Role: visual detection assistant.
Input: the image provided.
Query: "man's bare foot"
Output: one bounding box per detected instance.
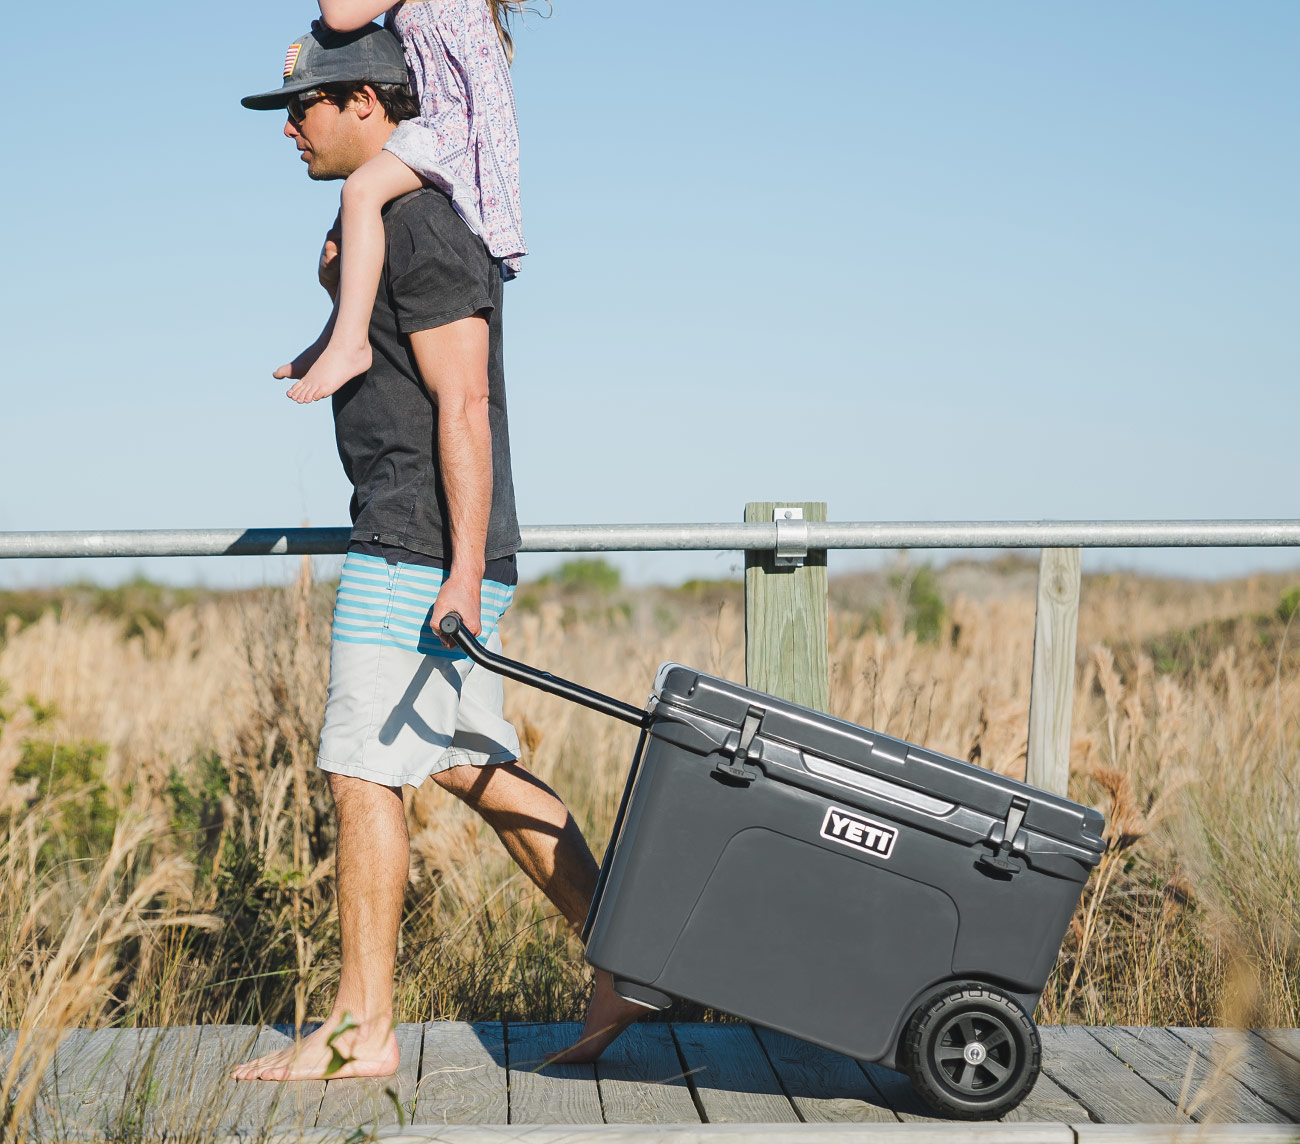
[545,970,645,1065]
[283,341,372,404]
[230,1013,399,1081]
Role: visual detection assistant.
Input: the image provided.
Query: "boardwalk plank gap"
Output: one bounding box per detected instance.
[412,1021,508,1125]
[665,1019,712,1125]
[748,1026,808,1124]
[315,1021,423,1130]
[1038,1025,1187,1125]
[1093,1026,1289,1124]
[858,1057,949,1123]
[751,1025,896,1124]
[1000,1068,1092,1124]
[1166,1027,1300,1122]
[505,1021,603,1125]
[1253,1028,1300,1067]
[594,1022,701,1124]
[670,1023,800,1124]
[4,1022,1298,1134]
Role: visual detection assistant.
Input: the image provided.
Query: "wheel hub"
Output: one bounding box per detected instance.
[930,1009,1019,1098]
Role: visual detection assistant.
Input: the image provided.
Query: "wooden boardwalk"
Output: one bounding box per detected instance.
[3,1023,1299,1141]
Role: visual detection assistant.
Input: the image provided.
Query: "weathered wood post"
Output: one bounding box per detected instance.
[1026,546,1082,795]
[744,502,829,712]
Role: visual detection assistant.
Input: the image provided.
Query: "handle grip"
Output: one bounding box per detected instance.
[439,612,648,728]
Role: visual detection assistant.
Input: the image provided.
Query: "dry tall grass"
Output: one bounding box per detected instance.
[0,558,1296,1082]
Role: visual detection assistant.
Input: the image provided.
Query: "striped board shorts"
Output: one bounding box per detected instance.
[317,548,520,788]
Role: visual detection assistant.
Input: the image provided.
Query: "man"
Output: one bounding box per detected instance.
[234,22,637,1081]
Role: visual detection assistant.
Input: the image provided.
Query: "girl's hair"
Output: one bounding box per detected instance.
[406,1,543,65]
[487,0,531,64]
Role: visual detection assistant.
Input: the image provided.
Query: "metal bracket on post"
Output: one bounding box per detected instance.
[773,507,808,567]
[746,501,829,713]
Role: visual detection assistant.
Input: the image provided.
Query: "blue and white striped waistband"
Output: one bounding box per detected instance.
[332,551,515,657]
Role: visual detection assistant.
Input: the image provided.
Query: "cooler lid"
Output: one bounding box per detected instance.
[653,664,1106,854]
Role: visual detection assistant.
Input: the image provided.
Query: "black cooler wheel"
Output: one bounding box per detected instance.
[902,981,1041,1119]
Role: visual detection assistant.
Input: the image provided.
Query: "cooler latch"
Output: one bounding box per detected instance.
[976,795,1030,877]
[712,705,766,785]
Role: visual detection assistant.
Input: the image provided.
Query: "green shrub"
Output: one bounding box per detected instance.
[165,753,230,873]
[538,558,621,594]
[12,738,117,864]
[0,591,62,637]
[891,564,946,644]
[1278,586,1300,624]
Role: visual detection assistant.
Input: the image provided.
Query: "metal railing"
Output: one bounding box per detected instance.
[4,519,1300,559]
[4,517,1299,798]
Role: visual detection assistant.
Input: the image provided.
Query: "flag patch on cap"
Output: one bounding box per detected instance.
[284,43,303,77]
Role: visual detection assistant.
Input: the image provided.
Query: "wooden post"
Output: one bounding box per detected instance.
[744,502,829,712]
[1026,547,1082,796]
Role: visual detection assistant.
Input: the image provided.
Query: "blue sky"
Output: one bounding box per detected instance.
[1,1,1297,588]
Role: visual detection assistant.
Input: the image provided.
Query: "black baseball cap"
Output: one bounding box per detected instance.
[241,22,410,111]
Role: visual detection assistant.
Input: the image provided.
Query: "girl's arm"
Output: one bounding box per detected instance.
[317,1,397,33]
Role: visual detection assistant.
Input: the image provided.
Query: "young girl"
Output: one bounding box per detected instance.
[278,0,527,403]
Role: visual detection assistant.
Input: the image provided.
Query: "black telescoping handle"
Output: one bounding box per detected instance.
[439,612,648,729]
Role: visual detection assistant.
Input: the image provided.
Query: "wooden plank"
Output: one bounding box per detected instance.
[1255,1027,1300,1065]
[1026,546,1081,795]
[752,1026,896,1123]
[671,1023,798,1125]
[411,1021,509,1125]
[1091,1026,1289,1124]
[125,1025,207,1137]
[1037,1025,1185,1124]
[292,1129,1071,1143]
[506,1021,603,1124]
[191,1024,327,1135]
[744,501,829,712]
[50,1027,153,1135]
[54,1025,206,1139]
[595,1022,700,1124]
[315,1021,423,1130]
[857,1059,949,1123]
[1075,1128,1300,1144]
[1000,1068,1092,1123]
[24,1027,92,1140]
[1166,1027,1300,1121]
[135,1024,261,1136]
[0,1027,56,1118]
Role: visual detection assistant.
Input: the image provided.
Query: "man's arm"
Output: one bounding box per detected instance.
[408,315,493,642]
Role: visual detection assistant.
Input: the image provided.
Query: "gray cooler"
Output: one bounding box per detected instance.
[440,617,1106,1119]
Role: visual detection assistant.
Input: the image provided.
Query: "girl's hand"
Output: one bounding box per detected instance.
[318,227,342,297]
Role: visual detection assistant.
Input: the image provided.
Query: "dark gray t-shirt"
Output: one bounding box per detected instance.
[332,187,520,562]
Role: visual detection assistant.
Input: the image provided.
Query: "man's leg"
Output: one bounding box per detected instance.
[231,774,407,1080]
[434,761,643,1062]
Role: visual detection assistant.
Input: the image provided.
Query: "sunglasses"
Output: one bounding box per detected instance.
[286,88,332,126]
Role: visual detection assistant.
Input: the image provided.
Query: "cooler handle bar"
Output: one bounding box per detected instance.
[439,612,648,729]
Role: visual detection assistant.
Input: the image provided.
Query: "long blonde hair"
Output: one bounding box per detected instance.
[404,0,537,64]
[487,0,533,64]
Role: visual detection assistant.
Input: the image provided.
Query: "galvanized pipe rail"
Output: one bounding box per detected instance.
[5,516,1300,798]
[3,519,1300,559]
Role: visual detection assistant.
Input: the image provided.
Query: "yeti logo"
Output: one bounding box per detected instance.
[819,806,898,859]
